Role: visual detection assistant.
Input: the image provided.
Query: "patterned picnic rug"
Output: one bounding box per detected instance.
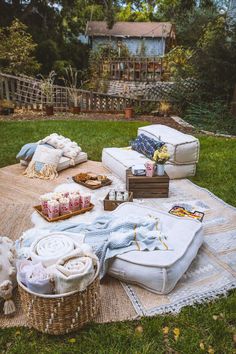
[0,174,235,328]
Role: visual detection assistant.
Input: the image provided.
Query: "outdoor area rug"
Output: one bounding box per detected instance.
[0,171,235,328]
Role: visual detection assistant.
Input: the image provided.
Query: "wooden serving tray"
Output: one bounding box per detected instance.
[34,203,94,222]
[72,176,112,190]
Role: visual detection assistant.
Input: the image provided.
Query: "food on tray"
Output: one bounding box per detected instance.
[85,180,102,186]
[73,172,111,189]
[97,175,108,182]
[38,190,91,220]
[87,173,97,180]
[74,173,89,182]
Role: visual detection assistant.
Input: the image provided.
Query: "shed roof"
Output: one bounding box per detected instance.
[86,21,175,38]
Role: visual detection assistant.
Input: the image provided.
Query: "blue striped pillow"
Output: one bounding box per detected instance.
[131,134,164,159]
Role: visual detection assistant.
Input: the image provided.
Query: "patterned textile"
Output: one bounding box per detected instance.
[131,134,164,159]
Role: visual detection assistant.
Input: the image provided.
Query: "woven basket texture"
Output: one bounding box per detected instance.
[18,275,100,335]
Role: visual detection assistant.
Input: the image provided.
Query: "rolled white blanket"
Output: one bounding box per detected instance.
[17,259,33,284]
[53,246,98,294]
[30,233,79,267]
[17,260,53,294]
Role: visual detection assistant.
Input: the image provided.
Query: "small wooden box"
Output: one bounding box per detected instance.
[126,169,169,198]
[104,192,133,211]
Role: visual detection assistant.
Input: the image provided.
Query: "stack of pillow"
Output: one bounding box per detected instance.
[102,124,200,180]
[41,133,81,165]
[17,133,87,180]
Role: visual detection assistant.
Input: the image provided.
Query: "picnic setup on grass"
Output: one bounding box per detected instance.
[0,123,235,336]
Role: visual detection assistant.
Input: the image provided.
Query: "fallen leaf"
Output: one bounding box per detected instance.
[212,315,218,320]
[135,325,143,335]
[199,341,205,350]
[173,327,180,341]
[68,338,76,343]
[208,346,215,354]
[173,328,180,336]
[162,326,169,335]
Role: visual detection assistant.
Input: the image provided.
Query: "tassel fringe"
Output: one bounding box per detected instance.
[3,299,16,315]
[23,161,58,180]
[0,280,16,316]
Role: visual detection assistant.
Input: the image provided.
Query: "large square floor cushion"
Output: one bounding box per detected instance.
[21,152,88,171]
[138,125,200,165]
[102,147,196,181]
[107,203,203,294]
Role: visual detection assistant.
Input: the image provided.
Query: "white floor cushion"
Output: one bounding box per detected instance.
[21,152,88,172]
[57,152,87,171]
[138,125,199,165]
[102,147,196,181]
[107,203,203,294]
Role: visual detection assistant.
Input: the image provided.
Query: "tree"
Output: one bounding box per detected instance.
[0,19,40,74]
[192,16,236,100]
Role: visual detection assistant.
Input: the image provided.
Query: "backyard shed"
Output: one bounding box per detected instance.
[86,21,176,56]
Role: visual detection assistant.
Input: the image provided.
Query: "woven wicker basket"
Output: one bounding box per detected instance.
[18,265,100,335]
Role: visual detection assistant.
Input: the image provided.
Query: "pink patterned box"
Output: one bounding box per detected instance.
[59,197,70,215]
[47,200,60,219]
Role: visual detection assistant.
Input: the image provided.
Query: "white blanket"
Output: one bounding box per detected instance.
[53,246,98,294]
[30,233,80,267]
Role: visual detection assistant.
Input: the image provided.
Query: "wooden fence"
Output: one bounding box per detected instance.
[0,72,153,112]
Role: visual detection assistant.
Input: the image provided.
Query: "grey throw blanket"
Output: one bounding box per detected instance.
[51,215,170,278]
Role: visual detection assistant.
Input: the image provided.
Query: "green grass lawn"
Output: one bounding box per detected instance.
[0,120,236,354]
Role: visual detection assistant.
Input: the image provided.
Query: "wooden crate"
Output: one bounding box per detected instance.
[104,192,133,211]
[126,169,169,198]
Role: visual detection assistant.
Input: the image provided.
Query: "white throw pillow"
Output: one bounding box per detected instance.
[23,145,62,180]
[41,134,82,164]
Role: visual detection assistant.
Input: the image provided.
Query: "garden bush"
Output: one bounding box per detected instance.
[184,101,236,135]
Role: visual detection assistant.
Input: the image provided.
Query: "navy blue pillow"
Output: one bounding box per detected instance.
[131,134,164,159]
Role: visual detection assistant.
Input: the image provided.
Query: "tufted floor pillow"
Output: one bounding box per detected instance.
[102,147,196,181]
[138,124,199,165]
[107,203,203,294]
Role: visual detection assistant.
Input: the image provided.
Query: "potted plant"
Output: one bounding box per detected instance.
[159,101,171,117]
[124,106,134,119]
[39,71,56,116]
[64,66,82,114]
[153,145,170,176]
[0,100,14,115]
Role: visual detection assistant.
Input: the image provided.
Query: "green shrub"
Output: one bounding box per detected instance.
[184,101,236,135]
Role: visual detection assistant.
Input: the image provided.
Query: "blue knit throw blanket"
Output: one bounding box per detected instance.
[51,215,170,278]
